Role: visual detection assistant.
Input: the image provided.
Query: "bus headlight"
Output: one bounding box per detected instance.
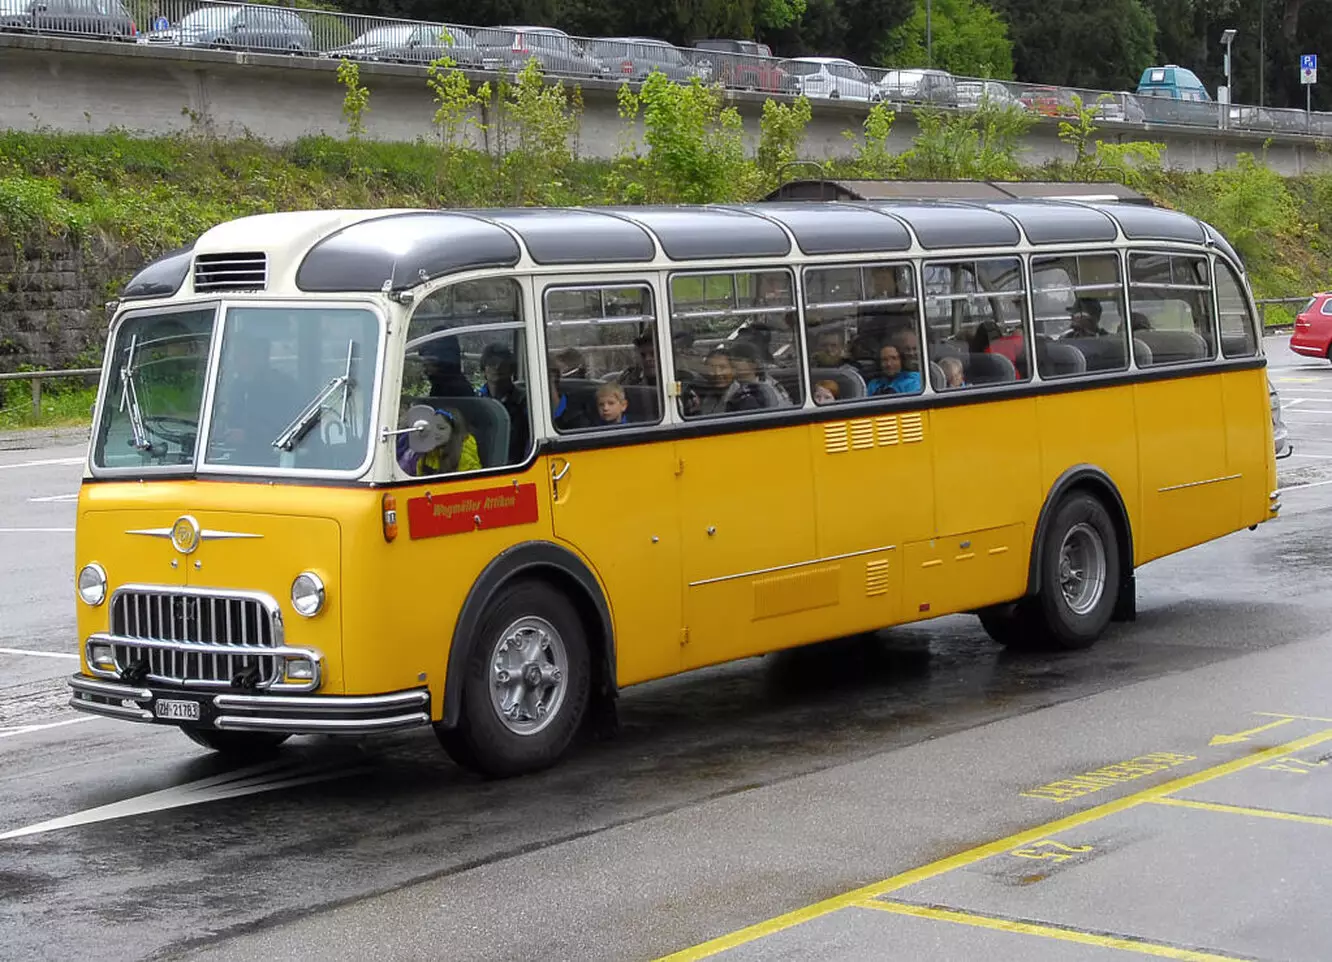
[88,643,116,672]
[78,564,107,607]
[291,572,325,617]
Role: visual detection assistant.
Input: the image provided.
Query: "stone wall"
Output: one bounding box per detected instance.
[0,235,137,374]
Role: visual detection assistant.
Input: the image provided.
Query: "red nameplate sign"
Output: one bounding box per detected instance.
[406,483,539,540]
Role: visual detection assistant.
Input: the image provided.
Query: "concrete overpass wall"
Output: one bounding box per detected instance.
[1,34,1327,175]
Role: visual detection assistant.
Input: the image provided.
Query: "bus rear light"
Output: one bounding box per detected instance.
[383,493,398,542]
[621,60,633,74]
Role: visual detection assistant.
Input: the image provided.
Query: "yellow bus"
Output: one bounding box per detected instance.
[68,193,1279,777]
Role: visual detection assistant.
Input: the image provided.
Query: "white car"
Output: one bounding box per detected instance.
[778,57,873,102]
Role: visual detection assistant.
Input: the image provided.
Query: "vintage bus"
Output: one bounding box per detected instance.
[68,194,1279,777]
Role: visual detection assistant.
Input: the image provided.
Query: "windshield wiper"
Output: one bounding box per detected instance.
[272,340,356,452]
[118,334,154,453]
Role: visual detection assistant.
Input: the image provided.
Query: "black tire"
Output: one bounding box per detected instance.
[977,600,1040,650]
[183,728,290,756]
[435,580,590,778]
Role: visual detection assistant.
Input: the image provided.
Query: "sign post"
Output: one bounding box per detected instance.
[1301,54,1317,131]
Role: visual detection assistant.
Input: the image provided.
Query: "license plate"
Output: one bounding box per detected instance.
[154,699,200,722]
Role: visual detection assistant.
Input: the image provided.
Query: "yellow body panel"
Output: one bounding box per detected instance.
[75,371,1278,708]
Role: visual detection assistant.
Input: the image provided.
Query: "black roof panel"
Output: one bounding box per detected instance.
[479,208,655,264]
[121,245,194,300]
[983,201,1119,245]
[296,212,521,293]
[861,202,1021,249]
[1094,204,1206,243]
[605,206,791,260]
[743,202,912,255]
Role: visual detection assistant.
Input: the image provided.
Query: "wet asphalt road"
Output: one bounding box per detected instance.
[2,337,1331,962]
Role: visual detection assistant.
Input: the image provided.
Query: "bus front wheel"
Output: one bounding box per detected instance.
[437,580,590,778]
[981,492,1120,651]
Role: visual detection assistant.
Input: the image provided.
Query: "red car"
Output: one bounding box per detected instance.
[1291,292,1332,360]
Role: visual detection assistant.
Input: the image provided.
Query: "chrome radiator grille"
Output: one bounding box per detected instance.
[109,588,283,688]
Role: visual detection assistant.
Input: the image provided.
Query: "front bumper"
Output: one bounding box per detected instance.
[68,675,431,735]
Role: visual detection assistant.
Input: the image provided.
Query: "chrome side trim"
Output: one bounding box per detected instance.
[688,544,897,588]
[125,528,263,541]
[1156,473,1242,493]
[214,713,430,734]
[212,690,430,713]
[68,697,154,722]
[67,675,153,702]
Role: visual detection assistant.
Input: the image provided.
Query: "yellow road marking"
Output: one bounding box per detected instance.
[1209,718,1295,745]
[1255,711,1332,724]
[653,728,1332,961]
[855,900,1249,962]
[1150,796,1332,828]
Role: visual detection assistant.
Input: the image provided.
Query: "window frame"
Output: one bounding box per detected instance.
[538,278,666,434]
[1125,248,1219,368]
[921,253,1033,390]
[1027,247,1132,380]
[1211,255,1260,360]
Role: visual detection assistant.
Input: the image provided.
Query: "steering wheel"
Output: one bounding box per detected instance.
[142,415,198,448]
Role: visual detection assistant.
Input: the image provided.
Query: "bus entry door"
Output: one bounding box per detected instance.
[547,444,683,687]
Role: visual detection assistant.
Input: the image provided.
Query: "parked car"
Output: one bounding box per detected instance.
[1291,292,1332,361]
[374,23,484,68]
[692,38,789,92]
[1020,86,1144,123]
[955,80,1024,111]
[1137,64,1210,101]
[324,23,415,60]
[472,26,608,79]
[142,4,312,53]
[0,0,135,40]
[586,37,704,83]
[873,68,957,106]
[779,57,873,102]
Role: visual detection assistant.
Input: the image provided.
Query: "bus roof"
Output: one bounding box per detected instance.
[118,198,1231,302]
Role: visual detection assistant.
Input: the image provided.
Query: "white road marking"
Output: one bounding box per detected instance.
[0,718,92,740]
[0,528,74,534]
[0,647,78,660]
[26,493,78,503]
[1286,453,1332,460]
[0,457,83,471]
[0,758,372,840]
[1278,477,1332,492]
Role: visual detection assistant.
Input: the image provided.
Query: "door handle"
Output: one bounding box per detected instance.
[550,459,570,499]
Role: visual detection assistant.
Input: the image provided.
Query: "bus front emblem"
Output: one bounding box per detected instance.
[171,516,201,555]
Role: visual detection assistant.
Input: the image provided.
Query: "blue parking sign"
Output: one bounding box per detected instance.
[1302,54,1317,71]
[153,15,169,30]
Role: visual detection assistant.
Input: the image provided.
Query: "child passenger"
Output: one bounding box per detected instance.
[595,382,630,425]
[939,356,967,389]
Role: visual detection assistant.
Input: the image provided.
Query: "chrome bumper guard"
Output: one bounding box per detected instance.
[68,675,432,736]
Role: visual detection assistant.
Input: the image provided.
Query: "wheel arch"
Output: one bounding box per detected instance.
[441,540,615,730]
[1027,465,1134,599]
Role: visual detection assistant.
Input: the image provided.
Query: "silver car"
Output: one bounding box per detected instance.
[779,57,873,102]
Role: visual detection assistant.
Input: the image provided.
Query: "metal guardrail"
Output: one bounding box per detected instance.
[0,368,100,418]
[1255,296,1311,329]
[3,0,1331,139]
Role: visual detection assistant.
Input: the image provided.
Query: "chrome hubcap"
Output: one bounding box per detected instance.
[489,616,568,736]
[1058,523,1106,616]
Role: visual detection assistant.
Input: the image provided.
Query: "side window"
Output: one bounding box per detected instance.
[1031,252,1128,377]
[1128,253,1217,366]
[542,283,662,432]
[669,269,802,418]
[1214,260,1258,358]
[398,277,531,477]
[923,257,1029,389]
[803,262,918,403]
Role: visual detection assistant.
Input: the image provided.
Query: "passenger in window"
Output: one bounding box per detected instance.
[1063,298,1111,339]
[682,347,734,417]
[1130,311,1153,332]
[549,365,591,431]
[892,329,922,378]
[730,340,790,406]
[847,332,881,381]
[595,382,631,426]
[810,326,849,368]
[619,331,658,387]
[868,344,922,395]
[421,331,475,398]
[813,379,840,405]
[939,356,967,389]
[479,343,530,462]
[396,405,481,476]
[553,346,588,379]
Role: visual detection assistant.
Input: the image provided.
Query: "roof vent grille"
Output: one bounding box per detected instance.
[193,252,267,292]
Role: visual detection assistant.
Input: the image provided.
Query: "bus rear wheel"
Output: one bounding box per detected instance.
[981,492,1120,651]
[183,728,290,756]
[437,580,590,778]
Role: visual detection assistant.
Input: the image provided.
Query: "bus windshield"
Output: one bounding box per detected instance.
[92,304,381,475]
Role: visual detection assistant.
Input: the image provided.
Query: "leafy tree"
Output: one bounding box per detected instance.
[880,0,1015,79]
[990,0,1156,90]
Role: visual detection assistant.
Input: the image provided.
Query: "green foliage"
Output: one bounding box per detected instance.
[901,98,1032,178]
[989,0,1157,90]
[0,176,86,240]
[493,60,581,205]
[1183,153,1303,268]
[336,59,371,141]
[843,102,900,178]
[756,96,814,189]
[882,0,1015,79]
[1056,94,1100,172]
[426,44,494,204]
[614,74,756,204]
